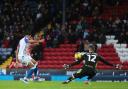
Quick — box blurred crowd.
[0,0,128,55]
[0,0,36,50]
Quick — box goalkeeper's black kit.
[69,52,115,80]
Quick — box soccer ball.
[74,52,82,59]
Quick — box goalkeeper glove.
[114,64,122,69]
[63,64,70,69]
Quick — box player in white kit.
[15,34,44,83]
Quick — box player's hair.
[88,44,96,52]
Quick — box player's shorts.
[73,66,96,79]
[18,55,33,66]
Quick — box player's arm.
[70,59,83,67]
[28,39,44,44]
[29,42,39,46]
[24,36,44,43]
[63,59,83,69]
[98,55,122,69]
[98,56,114,66]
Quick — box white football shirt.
[18,36,29,57]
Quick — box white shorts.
[18,55,33,66]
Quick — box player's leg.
[20,61,35,83]
[31,59,39,79]
[28,58,43,81]
[20,56,37,83]
[25,58,38,78]
[24,61,36,78]
[62,69,85,84]
[84,69,96,84]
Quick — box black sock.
[67,76,74,82]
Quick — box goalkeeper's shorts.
[73,66,96,79]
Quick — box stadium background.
[0,0,128,83]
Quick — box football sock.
[34,67,38,77]
[25,63,38,79]
[25,68,34,78]
[67,76,74,82]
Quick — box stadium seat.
[38,43,127,70]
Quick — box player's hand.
[63,64,70,69]
[115,64,122,69]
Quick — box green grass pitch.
[0,81,128,89]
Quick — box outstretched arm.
[63,59,83,69]
[69,59,83,67]
[99,56,114,66]
[28,39,44,44]
[99,56,122,69]
[99,56,116,67]
[24,36,44,44]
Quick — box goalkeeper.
[63,44,121,84]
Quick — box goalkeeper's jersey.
[75,52,114,70]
